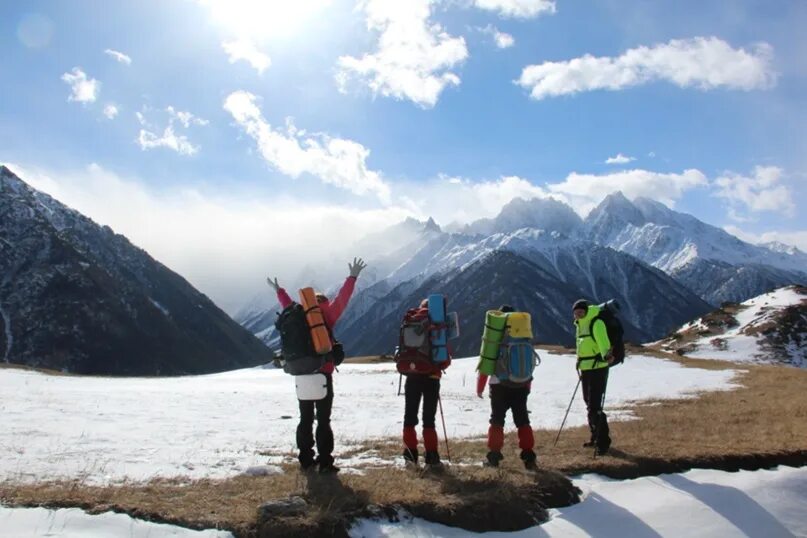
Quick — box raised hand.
[348,257,367,278]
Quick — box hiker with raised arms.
[572,299,613,456]
[476,305,539,470]
[267,257,366,474]
[394,296,452,470]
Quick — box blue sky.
[1,0,805,312]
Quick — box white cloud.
[104,49,132,65]
[136,107,208,156]
[387,174,554,225]
[61,68,100,103]
[723,226,807,253]
[335,0,468,108]
[222,40,271,74]
[479,25,515,49]
[224,91,391,202]
[714,165,795,218]
[605,153,636,165]
[547,168,708,214]
[5,162,410,314]
[474,0,556,18]
[517,37,777,100]
[103,104,119,119]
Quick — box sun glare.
[202,0,331,40]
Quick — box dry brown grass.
[0,465,577,537]
[2,351,806,536]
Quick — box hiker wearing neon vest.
[267,257,366,474]
[573,299,613,456]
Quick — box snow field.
[350,465,807,537]
[0,353,738,483]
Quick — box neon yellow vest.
[575,305,611,371]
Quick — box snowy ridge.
[657,285,807,366]
[585,192,807,275]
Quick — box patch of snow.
[350,465,807,537]
[0,504,233,537]
[684,286,805,364]
[149,298,170,316]
[0,354,737,483]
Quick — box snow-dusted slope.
[585,193,807,274]
[582,193,807,304]
[657,285,807,367]
[461,196,583,237]
[352,465,807,537]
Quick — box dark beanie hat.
[572,299,588,312]
[499,304,514,313]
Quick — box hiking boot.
[403,448,419,465]
[595,438,611,456]
[521,450,538,471]
[424,451,442,467]
[318,462,340,474]
[484,451,503,468]
[582,440,595,448]
[299,459,317,472]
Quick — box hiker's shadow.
[302,471,370,514]
[660,473,793,537]
[531,491,664,538]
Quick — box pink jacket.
[276,276,357,374]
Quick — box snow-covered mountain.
[582,192,807,304]
[234,191,803,357]
[461,196,583,237]
[337,247,710,356]
[0,166,272,375]
[236,216,444,347]
[655,285,806,367]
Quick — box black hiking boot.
[318,462,340,474]
[424,451,443,471]
[403,448,419,467]
[484,451,503,468]
[582,440,595,448]
[595,438,611,456]
[521,450,538,471]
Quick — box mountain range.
[241,193,805,357]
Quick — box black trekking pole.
[553,378,581,447]
[437,395,451,463]
[397,373,402,396]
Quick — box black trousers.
[489,384,530,427]
[403,375,440,428]
[581,367,610,447]
[297,373,334,466]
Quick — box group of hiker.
[268,258,621,474]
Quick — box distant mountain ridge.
[581,192,807,304]
[0,165,272,375]
[239,192,804,356]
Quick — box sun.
[201,0,331,40]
